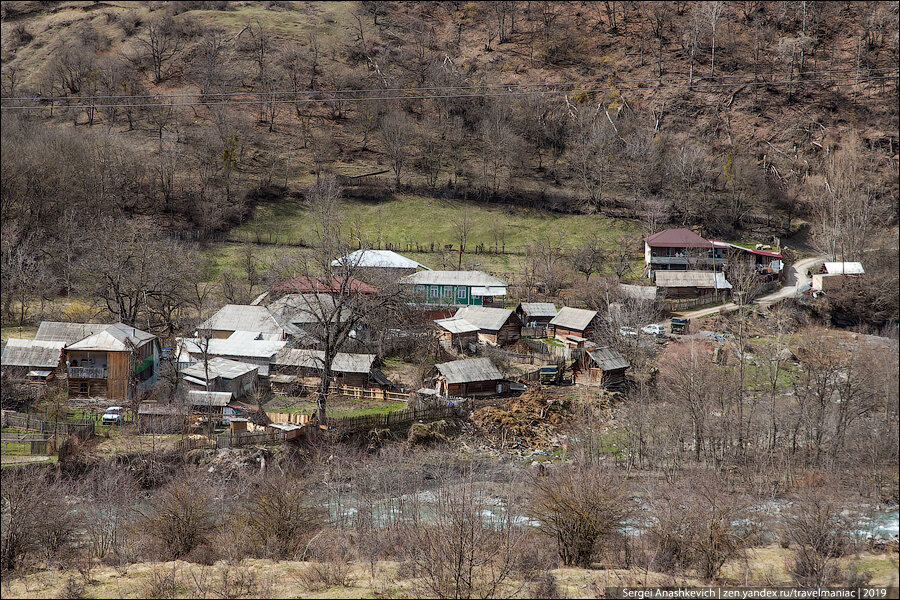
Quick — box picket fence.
[1,411,95,441]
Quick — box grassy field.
[265,395,407,419]
[205,193,644,280]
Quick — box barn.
[549,307,601,342]
[574,347,630,390]
[450,306,522,345]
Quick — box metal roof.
[655,271,732,289]
[435,357,503,384]
[434,317,480,334]
[550,307,598,331]
[272,348,375,373]
[138,402,187,416]
[181,357,259,381]
[187,390,232,407]
[451,306,516,331]
[267,293,349,327]
[470,286,507,297]
[824,262,865,275]
[400,270,507,287]
[331,249,431,270]
[618,284,658,300]
[644,228,712,248]
[65,323,156,352]
[35,322,110,343]
[177,337,286,360]
[517,302,558,318]
[1,339,65,368]
[198,305,297,336]
[586,347,630,371]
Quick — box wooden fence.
[1,411,95,441]
[1,433,53,455]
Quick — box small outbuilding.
[654,271,732,299]
[434,357,504,397]
[574,347,630,390]
[812,262,865,292]
[450,306,522,345]
[434,317,479,351]
[180,357,259,399]
[515,302,558,327]
[549,307,601,341]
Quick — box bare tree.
[379,109,411,187]
[702,1,725,78]
[133,15,188,84]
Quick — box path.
[664,255,825,325]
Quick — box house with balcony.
[63,323,160,400]
[644,228,784,281]
[399,270,508,307]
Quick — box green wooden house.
[399,270,508,307]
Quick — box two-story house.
[64,323,160,400]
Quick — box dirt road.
[666,255,825,324]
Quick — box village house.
[176,332,286,377]
[64,323,160,400]
[812,262,865,292]
[654,271,733,299]
[1,338,66,384]
[574,346,630,390]
[180,357,259,399]
[434,317,480,351]
[399,270,508,307]
[515,302,558,328]
[266,293,347,342]
[270,348,386,389]
[549,307,601,343]
[433,357,505,397]
[447,306,522,345]
[331,249,431,283]
[197,305,302,340]
[644,228,782,280]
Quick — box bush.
[247,475,322,559]
[141,478,217,559]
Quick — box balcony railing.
[68,367,107,379]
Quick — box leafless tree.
[133,15,188,84]
[379,110,411,187]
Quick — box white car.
[101,406,125,425]
[619,327,637,337]
[641,324,666,336]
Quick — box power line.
[1,66,896,102]
[1,74,896,110]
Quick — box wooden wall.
[106,351,130,400]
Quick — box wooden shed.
[180,357,259,399]
[271,348,379,388]
[434,358,504,397]
[574,347,630,390]
[450,306,522,345]
[1,339,65,383]
[515,302,558,327]
[434,317,479,351]
[549,307,601,341]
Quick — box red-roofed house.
[271,275,377,296]
[644,228,782,280]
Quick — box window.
[457,286,467,298]
[80,383,87,394]
[429,286,440,298]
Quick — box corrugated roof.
[331,249,431,270]
[267,293,349,327]
[587,347,630,371]
[272,348,375,373]
[517,303,558,318]
[400,270,507,287]
[198,305,298,336]
[550,307,598,331]
[35,322,110,343]
[66,323,156,352]
[434,317,480,334]
[1,339,65,368]
[451,306,516,331]
[470,286,507,297]
[177,337,286,359]
[655,271,732,289]
[644,228,712,248]
[435,357,503,384]
[619,284,658,300]
[181,357,259,380]
[138,402,187,416]
[824,262,865,275]
[187,390,232,407]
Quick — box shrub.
[140,478,217,559]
